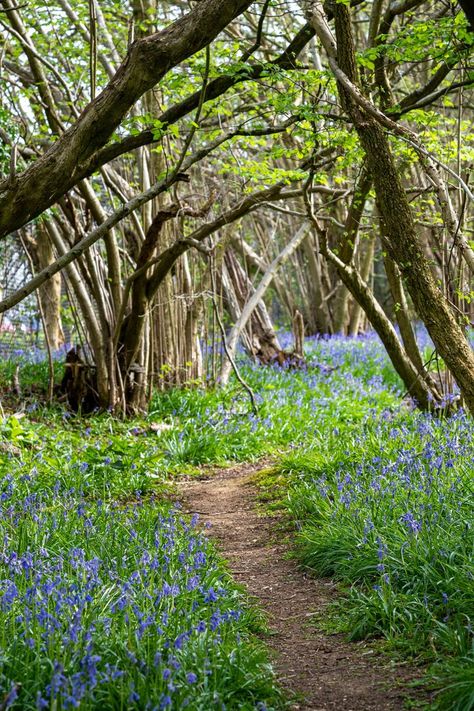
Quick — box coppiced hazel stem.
[303,0,474,413]
[0,118,302,315]
[220,221,311,386]
[210,260,258,415]
[0,135,236,314]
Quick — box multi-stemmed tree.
[0,0,473,412]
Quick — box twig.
[209,252,258,416]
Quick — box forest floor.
[180,461,431,711]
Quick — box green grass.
[0,410,282,709]
[1,333,472,709]
[271,401,474,708]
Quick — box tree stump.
[60,346,99,413]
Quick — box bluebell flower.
[36,692,49,709]
[128,689,140,703]
[153,652,162,667]
[204,587,218,603]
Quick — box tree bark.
[383,252,426,375]
[347,234,375,337]
[301,232,333,333]
[357,119,474,410]
[305,0,474,413]
[118,205,179,371]
[319,236,440,410]
[222,248,281,360]
[0,0,254,240]
[28,226,64,350]
[458,0,474,31]
[220,222,311,385]
[333,164,371,334]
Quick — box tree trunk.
[306,0,474,413]
[348,234,375,337]
[293,309,305,358]
[220,223,310,384]
[321,240,441,409]
[301,232,333,333]
[383,252,425,374]
[357,119,474,410]
[222,248,282,361]
[333,164,371,334]
[28,226,65,350]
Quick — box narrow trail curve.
[179,461,429,711]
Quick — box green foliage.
[273,395,474,708]
[0,408,281,709]
[3,333,473,707]
[147,337,401,471]
[375,13,473,65]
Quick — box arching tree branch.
[0,0,254,240]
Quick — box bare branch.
[0,133,231,314]
[304,1,474,203]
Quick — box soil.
[179,461,431,711]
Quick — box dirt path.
[180,461,429,711]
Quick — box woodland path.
[179,461,430,711]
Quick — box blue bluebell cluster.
[290,406,474,663]
[149,330,409,469]
[2,327,472,708]
[0,466,275,709]
[0,342,72,364]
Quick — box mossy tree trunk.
[305,0,474,413]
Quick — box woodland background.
[0,0,473,414]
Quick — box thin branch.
[0,121,308,315]
[0,137,222,314]
[304,0,474,204]
[86,24,314,172]
[398,78,474,116]
[240,0,271,62]
[0,0,258,239]
[220,221,311,385]
[209,257,258,415]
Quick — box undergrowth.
[0,414,281,709]
[1,332,472,709]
